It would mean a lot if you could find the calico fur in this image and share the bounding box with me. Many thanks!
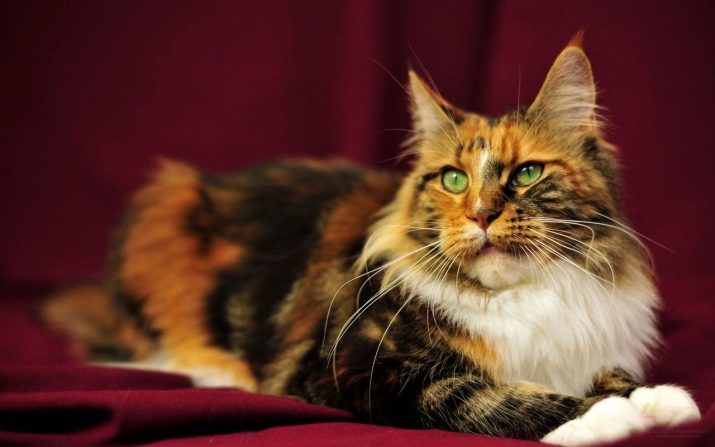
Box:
[42,39,700,444]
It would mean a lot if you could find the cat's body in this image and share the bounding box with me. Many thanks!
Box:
[43,40,700,445]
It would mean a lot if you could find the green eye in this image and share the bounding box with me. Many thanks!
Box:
[441,168,469,194]
[511,163,544,187]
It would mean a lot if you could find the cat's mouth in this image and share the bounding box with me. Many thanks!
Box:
[457,240,506,260]
[478,241,501,256]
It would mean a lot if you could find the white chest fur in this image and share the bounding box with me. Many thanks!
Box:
[405,260,659,396]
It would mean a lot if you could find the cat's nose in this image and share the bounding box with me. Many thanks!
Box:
[467,209,501,230]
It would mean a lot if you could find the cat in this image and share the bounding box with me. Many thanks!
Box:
[42,37,701,445]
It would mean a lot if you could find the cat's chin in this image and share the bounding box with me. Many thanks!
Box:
[463,247,528,290]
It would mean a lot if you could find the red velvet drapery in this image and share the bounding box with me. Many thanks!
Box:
[1,1,713,445]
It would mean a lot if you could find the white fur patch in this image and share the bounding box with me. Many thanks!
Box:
[543,388,701,446]
[478,150,490,173]
[629,385,701,426]
[462,249,529,290]
[97,352,246,388]
[180,367,244,388]
[95,350,174,372]
[541,396,651,446]
[405,258,659,396]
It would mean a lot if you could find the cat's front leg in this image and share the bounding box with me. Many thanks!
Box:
[542,368,701,446]
[415,377,592,440]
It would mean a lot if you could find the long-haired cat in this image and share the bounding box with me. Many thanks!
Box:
[43,38,700,445]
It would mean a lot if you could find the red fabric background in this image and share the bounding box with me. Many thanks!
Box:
[1,1,713,446]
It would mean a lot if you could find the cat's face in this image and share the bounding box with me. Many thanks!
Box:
[397,44,624,290]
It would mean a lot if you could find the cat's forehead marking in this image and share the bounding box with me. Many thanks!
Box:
[456,119,530,192]
[454,117,528,180]
[478,149,490,169]
[453,117,489,160]
[474,150,491,182]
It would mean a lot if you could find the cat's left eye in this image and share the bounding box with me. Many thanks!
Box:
[511,163,544,187]
[441,168,469,194]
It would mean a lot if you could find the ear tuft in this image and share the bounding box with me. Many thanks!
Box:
[568,29,586,49]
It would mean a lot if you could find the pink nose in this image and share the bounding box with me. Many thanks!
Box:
[467,210,500,230]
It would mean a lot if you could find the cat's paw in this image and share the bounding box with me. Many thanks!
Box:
[629,385,701,427]
[541,396,651,446]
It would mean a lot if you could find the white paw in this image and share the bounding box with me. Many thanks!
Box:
[629,385,701,427]
[541,396,651,446]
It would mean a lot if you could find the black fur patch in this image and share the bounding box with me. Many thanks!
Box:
[204,162,370,371]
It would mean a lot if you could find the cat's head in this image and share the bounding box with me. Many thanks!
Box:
[365,40,645,291]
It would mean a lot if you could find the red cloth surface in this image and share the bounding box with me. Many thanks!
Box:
[1,1,714,446]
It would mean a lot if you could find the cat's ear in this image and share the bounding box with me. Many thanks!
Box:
[528,37,599,132]
[408,71,460,136]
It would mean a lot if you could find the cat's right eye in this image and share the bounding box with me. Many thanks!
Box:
[510,163,544,187]
[441,168,469,194]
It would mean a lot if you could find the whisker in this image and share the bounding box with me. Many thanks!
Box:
[322,236,443,352]
[454,255,465,300]
[368,240,461,414]
[362,224,444,259]
[528,238,582,293]
[510,64,522,150]
[367,292,418,414]
[407,44,463,147]
[328,242,447,383]
[529,235,615,296]
[337,242,445,355]
[539,226,615,283]
[427,251,456,336]
[593,211,670,251]
[528,216,656,269]
[518,236,559,291]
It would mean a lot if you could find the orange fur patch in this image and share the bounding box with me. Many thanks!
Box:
[282,171,399,345]
[446,332,501,380]
[42,283,124,359]
[119,159,256,390]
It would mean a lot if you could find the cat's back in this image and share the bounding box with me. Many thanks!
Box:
[115,158,402,274]
[199,159,402,264]
[109,158,402,380]
[211,159,395,246]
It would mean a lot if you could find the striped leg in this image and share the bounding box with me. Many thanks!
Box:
[416,376,590,439]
